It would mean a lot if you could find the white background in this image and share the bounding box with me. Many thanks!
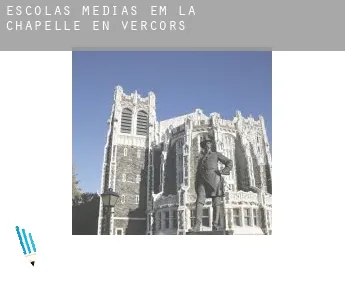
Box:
[0,51,344,281]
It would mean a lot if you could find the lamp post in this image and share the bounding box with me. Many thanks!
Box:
[101,188,120,235]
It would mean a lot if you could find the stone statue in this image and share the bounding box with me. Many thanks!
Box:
[193,135,233,231]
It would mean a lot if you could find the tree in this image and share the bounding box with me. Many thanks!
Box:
[72,166,101,234]
[72,166,83,206]
[72,193,100,235]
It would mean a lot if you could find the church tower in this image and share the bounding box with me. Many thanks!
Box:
[97,86,157,235]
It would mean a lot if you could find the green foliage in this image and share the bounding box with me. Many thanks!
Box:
[71,166,101,234]
[72,166,83,206]
[72,194,100,235]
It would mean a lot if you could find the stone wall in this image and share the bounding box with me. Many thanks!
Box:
[153,145,162,194]
[188,135,200,198]
[163,140,177,196]
[114,144,147,234]
[265,162,272,194]
[114,219,147,235]
[252,145,262,188]
[235,136,250,191]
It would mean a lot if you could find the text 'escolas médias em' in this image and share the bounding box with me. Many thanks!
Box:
[5,5,196,32]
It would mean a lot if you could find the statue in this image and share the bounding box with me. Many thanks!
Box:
[193,135,233,231]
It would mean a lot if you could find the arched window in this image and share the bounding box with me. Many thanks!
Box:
[136,110,148,136]
[121,108,132,133]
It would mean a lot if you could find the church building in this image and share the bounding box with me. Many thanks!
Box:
[97,86,272,235]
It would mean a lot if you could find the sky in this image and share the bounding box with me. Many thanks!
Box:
[72,51,272,193]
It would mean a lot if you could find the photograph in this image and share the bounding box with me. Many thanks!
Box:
[3,0,344,280]
[72,51,272,235]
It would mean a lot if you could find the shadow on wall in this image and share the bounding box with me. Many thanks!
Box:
[235,135,249,191]
[125,151,148,235]
[72,194,100,235]
[163,139,177,196]
[125,212,147,235]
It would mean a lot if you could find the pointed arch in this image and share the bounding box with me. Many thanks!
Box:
[121,108,132,133]
[136,110,148,136]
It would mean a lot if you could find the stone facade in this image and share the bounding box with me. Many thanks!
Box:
[98,86,272,235]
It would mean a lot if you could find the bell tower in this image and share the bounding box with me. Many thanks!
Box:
[97,86,157,235]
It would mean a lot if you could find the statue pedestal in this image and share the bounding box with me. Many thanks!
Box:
[186,230,233,235]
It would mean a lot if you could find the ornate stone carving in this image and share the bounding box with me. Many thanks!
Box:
[260,165,267,189]
[179,190,185,206]
[117,134,147,148]
[159,114,192,135]
[114,86,123,104]
[184,144,189,154]
[132,91,138,105]
[121,100,134,110]
[264,193,272,207]
[219,118,235,128]
[136,105,149,113]
[178,210,184,229]
[210,112,221,126]
[187,193,197,204]
[148,91,156,107]
[122,92,133,101]
[185,116,192,129]
[138,96,148,102]
[229,191,259,204]
[154,194,178,208]
[115,85,123,93]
